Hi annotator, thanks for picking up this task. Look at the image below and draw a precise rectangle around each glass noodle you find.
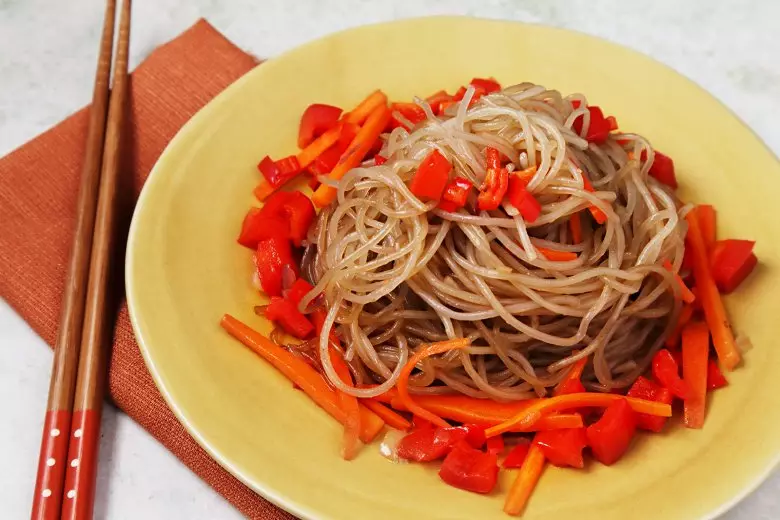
[299,83,687,401]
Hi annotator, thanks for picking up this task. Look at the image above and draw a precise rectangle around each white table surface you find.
[2,1,779,518]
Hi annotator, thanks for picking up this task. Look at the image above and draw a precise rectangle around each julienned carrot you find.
[363,399,412,431]
[569,212,582,244]
[396,339,472,428]
[536,246,578,262]
[682,321,710,429]
[685,213,741,370]
[297,123,344,168]
[484,393,672,437]
[581,174,608,224]
[312,104,392,207]
[329,349,361,460]
[665,304,694,348]
[220,314,384,443]
[515,165,537,182]
[663,259,696,303]
[694,205,716,252]
[253,178,276,202]
[343,89,388,125]
[504,443,546,516]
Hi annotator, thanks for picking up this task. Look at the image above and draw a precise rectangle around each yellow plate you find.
[127,16,780,520]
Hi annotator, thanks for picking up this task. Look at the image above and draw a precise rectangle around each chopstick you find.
[31,1,117,518]
[30,1,131,519]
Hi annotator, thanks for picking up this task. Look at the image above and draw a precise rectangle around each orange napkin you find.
[0,19,295,520]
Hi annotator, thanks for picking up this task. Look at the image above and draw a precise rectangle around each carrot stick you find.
[685,213,741,370]
[682,321,710,429]
[363,399,411,431]
[343,89,388,126]
[569,212,582,244]
[515,165,537,183]
[387,395,582,431]
[537,246,578,262]
[665,304,694,348]
[484,393,672,437]
[396,339,471,428]
[220,314,384,442]
[581,174,608,224]
[253,178,276,202]
[693,205,716,252]
[296,123,343,168]
[312,104,391,207]
[329,349,361,459]
[504,443,546,516]
[663,259,696,303]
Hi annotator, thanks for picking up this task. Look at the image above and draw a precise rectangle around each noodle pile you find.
[299,82,688,401]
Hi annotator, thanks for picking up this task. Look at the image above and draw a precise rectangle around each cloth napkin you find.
[0,19,295,520]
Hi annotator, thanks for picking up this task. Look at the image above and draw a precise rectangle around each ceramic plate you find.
[126,16,780,520]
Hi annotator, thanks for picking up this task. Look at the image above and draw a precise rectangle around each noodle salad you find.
[222,78,758,515]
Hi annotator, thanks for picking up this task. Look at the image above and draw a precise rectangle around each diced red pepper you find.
[486,435,505,456]
[652,348,691,399]
[389,102,427,130]
[284,278,314,307]
[308,145,342,176]
[260,191,316,247]
[470,77,501,94]
[586,399,637,465]
[254,236,298,297]
[534,428,588,469]
[555,378,586,396]
[409,149,452,201]
[298,103,343,149]
[412,416,433,430]
[438,176,473,212]
[707,359,729,390]
[477,157,509,212]
[453,86,467,101]
[642,150,677,189]
[572,106,617,144]
[426,90,453,115]
[436,424,486,450]
[501,439,531,468]
[397,427,450,462]
[438,443,499,494]
[258,155,303,188]
[237,207,289,249]
[264,296,314,339]
[627,376,673,432]
[374,154,387,165]
[709,239,757,293]
[507,174,541,222]
[485,146,502,170]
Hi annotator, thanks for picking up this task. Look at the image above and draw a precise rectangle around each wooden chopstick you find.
[31,1,118,519]
[60,0,132,518]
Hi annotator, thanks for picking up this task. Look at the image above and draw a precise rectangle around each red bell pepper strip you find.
[486,435,505,456]
[485,146,502,170]
[553,356,588,396]
[258,155,303,188]
[709,239,757,293]
[627,376,673,432]
[438,176,473,212]
[507,174,541,222]
[452,86,467,101]
[438,443,499,494]
[534,427,588,468]
[585,399,637,465]
[682,321,710,429]
[298,103,343,149]
[254,236,297,297]
[569,212,583,244]
[260,191,316,247]
[502,439,531,468]
[477,161,509,211]
[572,106,617,144]
[264,297,314,339]
[425,90,453,115]
[257,156,279,183]
[652,348,691,399]
[409,149,452,201]
[389,102,427,130]
[470,77,502,94]
[284,278,314,307]
[647,150,678,189]
[374,154,387,166]
[308,145,343,176]
[237,207,289,249]
[707,359,728,390]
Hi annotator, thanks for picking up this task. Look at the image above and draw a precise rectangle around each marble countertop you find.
[1,1,779,518]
